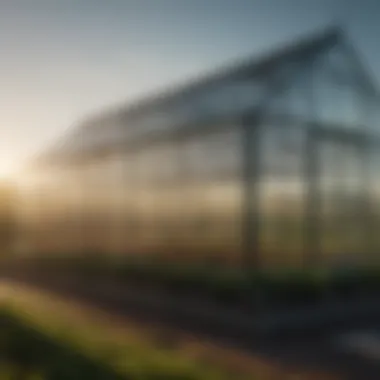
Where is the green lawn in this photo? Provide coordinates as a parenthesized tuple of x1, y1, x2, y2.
(0, 289, 235, 380)
(0, 274, 340, 380)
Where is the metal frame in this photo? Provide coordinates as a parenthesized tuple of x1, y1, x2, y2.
(21, 26, 380, 270)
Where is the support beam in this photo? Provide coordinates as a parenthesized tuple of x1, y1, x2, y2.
(241, 114, 261, 272)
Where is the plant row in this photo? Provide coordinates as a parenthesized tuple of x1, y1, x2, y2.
(14, 255, 380, 307)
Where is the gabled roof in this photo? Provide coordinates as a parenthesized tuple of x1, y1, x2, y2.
(93, 25, 343, 123)
(30, 25, 379, 168)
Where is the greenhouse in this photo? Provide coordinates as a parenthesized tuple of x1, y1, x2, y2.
(18, 26, 380, 270)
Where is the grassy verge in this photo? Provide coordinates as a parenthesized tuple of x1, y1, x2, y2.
(0, 286, 241, 380)
(0, 283, 337, 380)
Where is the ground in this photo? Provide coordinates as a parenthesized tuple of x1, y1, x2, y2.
(0, 274, 379, 379)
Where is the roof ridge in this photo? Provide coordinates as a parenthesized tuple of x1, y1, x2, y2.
(84, 24, 342, 126)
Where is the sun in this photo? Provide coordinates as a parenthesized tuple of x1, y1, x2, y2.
(0, 162, 18, 182)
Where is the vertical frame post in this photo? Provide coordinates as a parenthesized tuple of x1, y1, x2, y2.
(241, 114, 261, 274)
(304, 56, 321, 268)
(305, 128, 321, 268)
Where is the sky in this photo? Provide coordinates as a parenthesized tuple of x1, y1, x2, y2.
(0, 0, 379, 177)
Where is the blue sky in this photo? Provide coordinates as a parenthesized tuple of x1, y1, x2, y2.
(0, 0, 378, 175)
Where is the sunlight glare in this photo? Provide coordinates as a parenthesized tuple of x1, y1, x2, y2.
(0, 162, 17, 182)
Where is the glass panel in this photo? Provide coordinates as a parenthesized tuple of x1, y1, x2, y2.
(186, 81, 262, 121)
(313, 51, 365, 130)
(367, 97, 380, 136)
(315, 76, 359, 128)
(119, 80, 263, 144)
(259, 124, 306, 268)
(324, 45, 361, 88)
(167, 127, 243, 266)
(318, 141, 366, 266)
(269, 68, 311, 121)
(182, 128, 242, 182)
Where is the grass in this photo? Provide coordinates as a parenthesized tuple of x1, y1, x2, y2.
(0, 283, 337, 380)
(0, 286, 239, 380)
